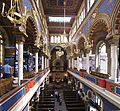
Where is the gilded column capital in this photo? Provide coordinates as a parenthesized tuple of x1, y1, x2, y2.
(84, 39, 93, 51)
(14, 27, 26, 43)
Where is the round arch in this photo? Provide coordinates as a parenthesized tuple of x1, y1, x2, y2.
(25, 15, 38, 52)
(111, 0, 120, 34)
(50, 45, 67, 54)
(87, 14, 111, 74)
(50, 45, 67, 55)
(50, 46, 67, 72)
(88, 13, 111, 40)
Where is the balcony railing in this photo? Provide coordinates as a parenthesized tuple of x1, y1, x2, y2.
(68, 68, 120, 97)
(0, 68, 50, 111)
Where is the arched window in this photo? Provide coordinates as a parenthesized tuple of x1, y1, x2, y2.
(51, 36, 54, 43)
(58, 36, 60, 43)
(61, 35, 64, 43)
(64, 36, 68, 43)
(99, 43, 106, 53)
(55, 36, 57, 43)
(96, 42, 108, 74)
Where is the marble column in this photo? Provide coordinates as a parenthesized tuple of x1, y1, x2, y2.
(18, 42, 24, 85)
(16, 34, 25, 86)
(110, 44, 118, 82)
(107, 34, 119, 82)
(42, 56, 44, 70)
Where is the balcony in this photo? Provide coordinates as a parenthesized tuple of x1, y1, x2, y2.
(0, 68, 50, 111)
(67, 68, 120, 109)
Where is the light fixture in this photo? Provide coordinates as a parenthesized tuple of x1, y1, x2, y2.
(1, 0, 26, 26)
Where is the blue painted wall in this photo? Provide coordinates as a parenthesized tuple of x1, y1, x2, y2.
(99, 0, 116, 15)
(83, 84, 90, 95)
(103, 98, 120, 111)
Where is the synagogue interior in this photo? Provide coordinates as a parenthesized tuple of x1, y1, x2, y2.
(0, 0, 120, 111)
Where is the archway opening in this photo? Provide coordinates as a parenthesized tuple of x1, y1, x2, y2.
(23, 17, 37, 72)
(50, 46, 67, 82)
(89, 21, 109, 74)
(97, 42, 107, 74)
(77, 37, 86, 70)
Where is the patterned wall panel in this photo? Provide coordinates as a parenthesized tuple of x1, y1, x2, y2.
(23, 0, 32, 10)
(82, 18, 93, 37)
(98, 0, 116, 15)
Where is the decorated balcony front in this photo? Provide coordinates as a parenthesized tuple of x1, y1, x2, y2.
(0, 69, 50, 111)
(68, 69, 120, 97)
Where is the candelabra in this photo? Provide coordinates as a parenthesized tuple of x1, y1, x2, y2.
(1, 0, 26, 26)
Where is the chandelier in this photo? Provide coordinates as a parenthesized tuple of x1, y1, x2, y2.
(1, 0, 26, 26)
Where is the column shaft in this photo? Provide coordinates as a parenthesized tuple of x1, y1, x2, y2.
(42, 56, 44, 70)
(18, 42, 23, 85)
(110, 44, 118, 82)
